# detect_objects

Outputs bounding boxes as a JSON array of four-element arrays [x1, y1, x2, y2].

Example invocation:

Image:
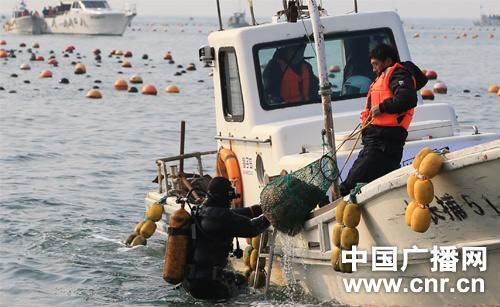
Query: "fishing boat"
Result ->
[[473, 14, 500, 27], [41, 0, 136, 35], [227, 12, 250, 28], [138, 1, 500, 305], [3, 1, 44, 35]]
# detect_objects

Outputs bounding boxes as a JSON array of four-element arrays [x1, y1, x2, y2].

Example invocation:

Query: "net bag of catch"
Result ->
[[260, 152, 338, 236]]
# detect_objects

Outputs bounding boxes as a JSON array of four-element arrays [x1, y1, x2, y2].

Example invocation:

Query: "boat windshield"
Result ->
[[254, 28, 396, 110], [81, 1, 109, 9]]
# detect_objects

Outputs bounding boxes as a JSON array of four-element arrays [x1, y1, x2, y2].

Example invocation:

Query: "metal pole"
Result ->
[[248, 0, 257, 26], [354, 0, 358, 13], [216, 0, 224, 31], [179, 120, 186, 174], [307, 0, 340, 199]]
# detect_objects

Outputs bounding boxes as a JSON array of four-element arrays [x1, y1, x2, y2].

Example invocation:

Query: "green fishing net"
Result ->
[[260, 151, 339, 236]]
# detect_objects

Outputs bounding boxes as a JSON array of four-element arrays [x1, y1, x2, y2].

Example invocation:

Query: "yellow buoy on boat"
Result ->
[[146, 203, 164, 222], [405, 201, 419, 226], [343, 203, 361, 228], [410, 206, 432, 233], [414, 179, 434, 205], [418, 152, 443, 179], [412, 147, 433, 170], [140, 220, 157, 238]]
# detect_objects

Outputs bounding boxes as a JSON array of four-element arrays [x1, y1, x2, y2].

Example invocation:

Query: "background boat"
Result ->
[[3, 0, 44, 34]]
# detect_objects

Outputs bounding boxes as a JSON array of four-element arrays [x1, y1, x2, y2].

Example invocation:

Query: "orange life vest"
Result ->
[[361, 63, 415, 130], [277, 58, 311, 103]]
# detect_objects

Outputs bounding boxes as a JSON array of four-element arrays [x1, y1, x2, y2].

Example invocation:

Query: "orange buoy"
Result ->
[[129, 75, 143, 84], [420, 89, 434, 100], [497, 89, 500, 96], [142, 84, 157, 95], [0, 50, 8, 58], [124, 51, 133, 57], [163, 51, 172, 60], [114, 79, 128, 91], [40, 70, 53, 78], [433, 82, 447, 94], [74, 63, 86, 74], [329, 65, 341, 73], [165, 85, 180, 93], [47, 58, 58, 65], [65, 45, 75, 53], [488, 85, 499, 93], [121, 61, 132, 68], [93, 48, 101, 55], [35, 55, 44, 61], [0, 40, 6, 45], [86, 89, 102, 99], [425, 70, 437, 80], [114, 50, 124, 56], [32, 42, 40, 48], [19, 63, 31, 70]]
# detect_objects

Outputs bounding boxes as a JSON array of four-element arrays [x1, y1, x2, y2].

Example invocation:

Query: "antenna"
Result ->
[[215, 0, 223, 31], [354, 0, 358, 13]]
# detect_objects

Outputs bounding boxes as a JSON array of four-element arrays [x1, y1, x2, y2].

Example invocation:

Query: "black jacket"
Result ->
[[363, 61, 428, 147], [187, 199, 269, 271]]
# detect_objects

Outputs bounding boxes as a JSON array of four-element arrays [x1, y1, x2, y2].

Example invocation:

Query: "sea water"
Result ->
[[0, 16, 499, 306]]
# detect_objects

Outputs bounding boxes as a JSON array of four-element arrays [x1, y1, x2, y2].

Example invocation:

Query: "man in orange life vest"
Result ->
[[262, 43, 320, 104], [339, 44, 428, 196]]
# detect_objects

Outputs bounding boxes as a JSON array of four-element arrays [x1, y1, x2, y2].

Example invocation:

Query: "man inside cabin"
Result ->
[[262, 43, 320, 105], [183, 177, 270, 301], [339, 43, 428, 196]]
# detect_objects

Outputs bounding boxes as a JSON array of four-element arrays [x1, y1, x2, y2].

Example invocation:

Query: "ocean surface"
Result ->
[[0, 16, 499, 307]]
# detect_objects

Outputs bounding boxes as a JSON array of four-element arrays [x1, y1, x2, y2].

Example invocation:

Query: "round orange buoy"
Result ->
[[86, 89, 102, 99], [0, 50, 7, 58], [124, 51, 133, 58], [74, 63, 86, 74], [121, 61, 132, 68], [497, 89, 500, 97], [65, 45, 75, 53], [93, 48, 101, 55], [165, 85, 180, 93], [142, 84, 157, 95], [114, 79, 128, 91], [0, 40, 6, 45], [40, 70, 53, 78], [19, 63, 31, 70], [32, 42, 40, 48], [425, 70, 437, 80], [129, 75, 143, 84], [421, 89, 434, 100], [433, 82, 448, 94], [115, 50, 124, 56], [36, 55, 44, 61], [488, 85, 500, 93], [47, 58, 58, 65], [163, 51, 172, 60], [329, 65, 341, 73]]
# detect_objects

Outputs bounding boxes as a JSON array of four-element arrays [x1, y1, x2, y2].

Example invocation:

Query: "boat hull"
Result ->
[[43, 12, 135, 36], [3, 15, 44, 34], [273, 140, 500, 305]]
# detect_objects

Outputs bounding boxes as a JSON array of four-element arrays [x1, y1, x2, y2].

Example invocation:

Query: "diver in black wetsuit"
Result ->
[[183, 177, 270, 301]]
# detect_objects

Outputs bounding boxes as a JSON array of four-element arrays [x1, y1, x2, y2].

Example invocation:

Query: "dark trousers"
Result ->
[[183, 269, 247, 301], [340, 144, 403, 196]]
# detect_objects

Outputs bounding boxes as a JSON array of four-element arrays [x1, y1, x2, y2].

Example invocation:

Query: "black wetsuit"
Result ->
[[183, 198, 269, 300]]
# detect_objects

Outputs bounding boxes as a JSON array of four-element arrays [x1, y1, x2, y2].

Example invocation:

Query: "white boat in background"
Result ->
[[137, 1, 499, 305], [3, 1, 44, 34], [42, 0, 136, 35], [227, 12, 249, 28], [474, 14, 500, 26]]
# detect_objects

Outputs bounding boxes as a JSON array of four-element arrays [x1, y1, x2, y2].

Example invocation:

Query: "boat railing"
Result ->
[[155, 150, 217, 194]]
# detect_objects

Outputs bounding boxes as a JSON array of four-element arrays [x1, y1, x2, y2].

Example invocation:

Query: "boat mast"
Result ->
[[306, 0, 340, 199]]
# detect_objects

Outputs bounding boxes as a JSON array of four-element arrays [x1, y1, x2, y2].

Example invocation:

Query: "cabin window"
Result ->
[[254, 28, 396, 110], [219, 48, 244, 122], [82, 1, 108, 9]]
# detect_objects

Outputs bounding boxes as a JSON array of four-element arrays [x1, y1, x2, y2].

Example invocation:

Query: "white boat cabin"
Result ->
[[199, 11, 495, 207]]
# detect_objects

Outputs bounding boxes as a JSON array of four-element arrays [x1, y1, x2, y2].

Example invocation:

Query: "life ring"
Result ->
[[216, 148, 243, 207]]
